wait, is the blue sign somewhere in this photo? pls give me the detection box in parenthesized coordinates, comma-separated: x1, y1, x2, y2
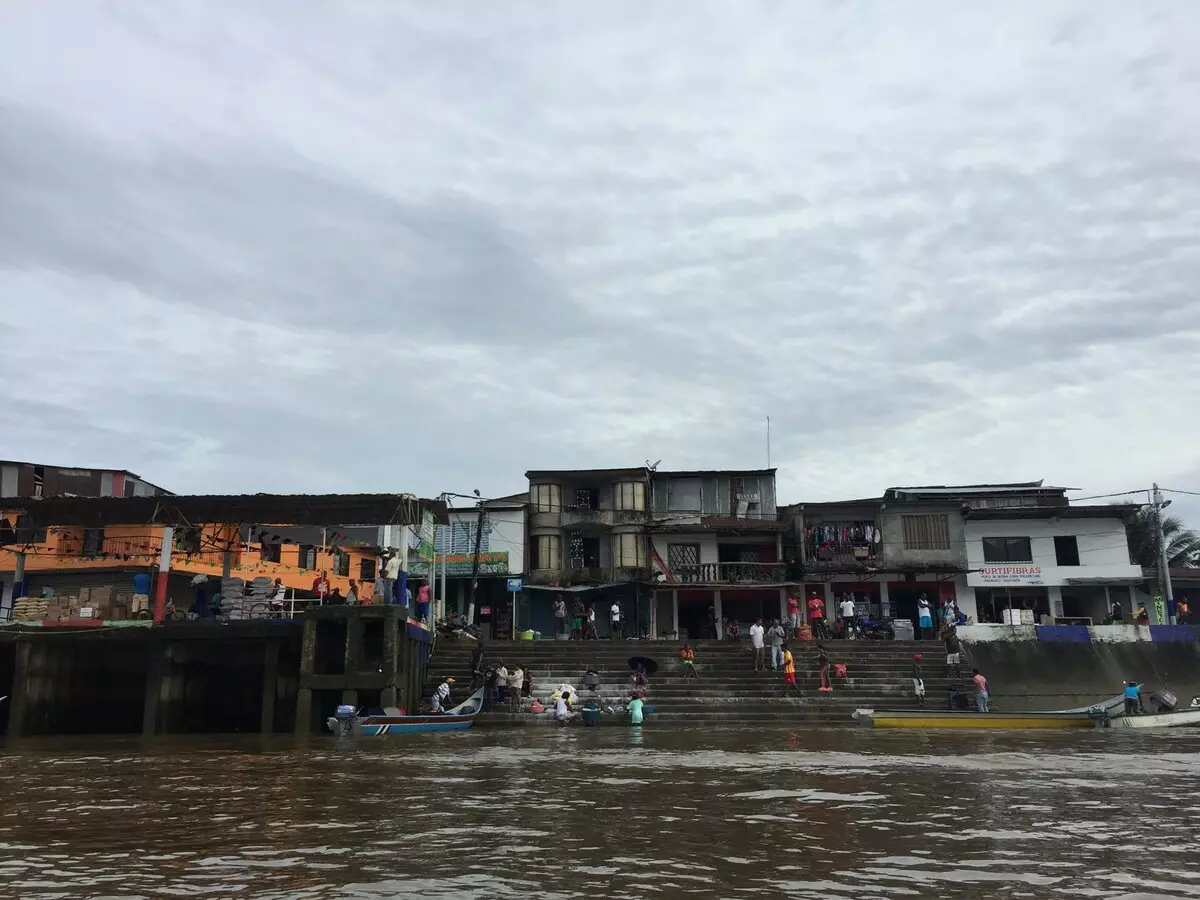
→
(506, 577, 523, 593)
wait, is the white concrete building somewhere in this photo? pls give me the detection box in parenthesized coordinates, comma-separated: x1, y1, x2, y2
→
(963, 505, 1144, 624)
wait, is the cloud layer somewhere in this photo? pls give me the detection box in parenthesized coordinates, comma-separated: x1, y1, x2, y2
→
(1, 1, 1198, 520)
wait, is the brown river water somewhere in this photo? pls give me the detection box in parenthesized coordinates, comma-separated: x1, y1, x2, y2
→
(2, 727, 1199, 899)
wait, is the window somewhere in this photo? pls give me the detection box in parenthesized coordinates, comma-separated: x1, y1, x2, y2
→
(532, 483, 562, 512)
(298, 544, 317, 570)
(612, 533, 647, 568)
(615, 481, 646, 511)
(535, 534, 562, 570)
(260, 542, 281, 563)
(901, 514, 951, 551)
(82, 527, 105, 557)
(574, 487, 599, 510)
(332, 548, 350, 577)
(1054, 535, 1080, 567)
(360, 557, 377, 581)
(667, 543, 700, 571)
(982, 537, 1033, 563)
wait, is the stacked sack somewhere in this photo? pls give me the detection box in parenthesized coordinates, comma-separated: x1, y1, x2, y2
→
(13, 597, 48, 621)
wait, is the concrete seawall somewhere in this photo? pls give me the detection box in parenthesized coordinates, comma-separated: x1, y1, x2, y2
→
(962, 640, 1200, 711)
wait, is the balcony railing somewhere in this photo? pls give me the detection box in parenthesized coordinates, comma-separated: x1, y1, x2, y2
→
(529, 566, 651, 586)
(672, 561, 786, 584)
(803, 520, 880, 567)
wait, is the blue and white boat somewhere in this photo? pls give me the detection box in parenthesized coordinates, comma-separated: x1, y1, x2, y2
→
(326, 688, 485, 736)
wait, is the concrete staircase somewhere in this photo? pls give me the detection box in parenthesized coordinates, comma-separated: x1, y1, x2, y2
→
(424, 637, 959, 725)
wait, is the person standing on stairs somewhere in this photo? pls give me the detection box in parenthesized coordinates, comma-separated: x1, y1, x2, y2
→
(807, 592, 827, 640)
(553, 596, 567, 636)
(917, 595, 934, 640)
(767, 618, 786, 669)
(610, 601, 623, 639)
(469, 641, 486, 691)
(750, 617, 766, 671)
(680, 643, 699, 679)
(943, 626, 962, 679)
(911, 654, 926, 705)
(781, 642, 800, 693)
(816, 643, 833, 692)
(787, 594, 801, 636)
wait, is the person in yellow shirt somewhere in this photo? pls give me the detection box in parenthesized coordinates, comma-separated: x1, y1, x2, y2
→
(782, 643, 800, 694)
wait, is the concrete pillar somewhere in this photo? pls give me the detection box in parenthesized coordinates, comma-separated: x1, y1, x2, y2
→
(260, 641, 280, 734)
(153, 526, 173, 624)
(13, 550, 26, 603)
(381, 617, 400, 708)
(1048, 586, 1064, 619)
(1128, 585, 1137, 610)
(879, 581, 891, 619)
(8, 641, 32, 738)
(142, 643, 165, 737)
(778, 587, 788, 622)
(672, 589, 679, 637)
(294, 616, 318, 735)
(713, 589, 722, 639)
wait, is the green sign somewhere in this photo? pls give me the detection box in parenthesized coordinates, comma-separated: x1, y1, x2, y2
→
(416, 510, 437, 562)
(408, 550, 509, 577)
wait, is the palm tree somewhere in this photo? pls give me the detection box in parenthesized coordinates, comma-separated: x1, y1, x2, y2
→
(1126, 507, 1200, 570)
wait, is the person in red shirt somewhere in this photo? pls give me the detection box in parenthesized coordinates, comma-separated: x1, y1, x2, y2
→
(312, 571, 330, 603)
(807, 592, 827, 640)
(787, 595, 801, 635)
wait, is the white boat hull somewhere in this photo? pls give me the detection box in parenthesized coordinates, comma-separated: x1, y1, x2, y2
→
(1105, 709, 1200, 729)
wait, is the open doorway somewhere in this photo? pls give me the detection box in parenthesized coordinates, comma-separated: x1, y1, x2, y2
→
(677, 589, 714, 640)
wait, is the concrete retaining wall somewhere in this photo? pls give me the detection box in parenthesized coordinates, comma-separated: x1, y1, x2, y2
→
(962, 640, 1200, 712)
(958, 623, 1196, 644)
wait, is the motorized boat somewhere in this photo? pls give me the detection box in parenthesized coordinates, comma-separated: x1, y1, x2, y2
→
(326, 687, 485, 736)
(1100, 708, 1200, 729)
(851, 690, 1146, 730)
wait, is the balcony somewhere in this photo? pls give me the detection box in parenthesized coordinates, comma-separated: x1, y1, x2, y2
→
(803, 520, 880, 569)
(528, 566, 651, 586)
(672, 561, 787, 584)
(561, 507, 614, 529)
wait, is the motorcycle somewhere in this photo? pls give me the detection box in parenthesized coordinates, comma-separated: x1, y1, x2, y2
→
(855, 614, 895, 641)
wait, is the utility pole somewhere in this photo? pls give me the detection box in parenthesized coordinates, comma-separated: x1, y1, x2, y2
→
(1152, 483, 1177, 625)
(466, 494, 486, 626)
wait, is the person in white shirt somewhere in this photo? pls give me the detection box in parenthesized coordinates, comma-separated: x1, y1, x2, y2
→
(506, 666, 525, 711)
(749, 617, 766, 671)
(555, 690, 576, 724)
(767, 619, 787, 669)
(431, 676, 454, 713)
(494, 664, 509, 704)
(840, 597, 857, 638)
(609, 602, 622, 640)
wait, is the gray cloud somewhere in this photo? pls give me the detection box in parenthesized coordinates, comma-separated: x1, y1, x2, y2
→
(0, 1, 1198, 519)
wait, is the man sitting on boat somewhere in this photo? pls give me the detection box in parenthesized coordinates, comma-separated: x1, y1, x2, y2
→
(431, 676, 455, 714)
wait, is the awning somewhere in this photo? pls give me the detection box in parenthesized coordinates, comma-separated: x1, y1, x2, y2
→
(523, 583, 626, 593)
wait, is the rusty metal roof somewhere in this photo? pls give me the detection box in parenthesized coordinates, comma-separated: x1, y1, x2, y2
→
(2, 493, 448, 528)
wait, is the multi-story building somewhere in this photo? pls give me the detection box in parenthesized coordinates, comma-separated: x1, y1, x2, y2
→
(0, 460, 168, 500)
(526, 466, 786, 638)
(782, 481, 1145, 628)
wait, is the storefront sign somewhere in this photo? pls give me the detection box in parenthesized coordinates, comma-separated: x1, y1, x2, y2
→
(975, 565, 1044, 586)
(408, 551, 510, 577)
(506, 577, 523, 592)
(416, 511, 437, 562)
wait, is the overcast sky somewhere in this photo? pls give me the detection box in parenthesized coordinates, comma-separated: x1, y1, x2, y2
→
(1, 2, 1198, 520)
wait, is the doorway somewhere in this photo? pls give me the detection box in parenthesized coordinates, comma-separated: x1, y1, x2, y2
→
(677, 589, 714, 641)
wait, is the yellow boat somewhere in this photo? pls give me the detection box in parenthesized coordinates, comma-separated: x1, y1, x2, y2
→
(853, 709, 1094, 729)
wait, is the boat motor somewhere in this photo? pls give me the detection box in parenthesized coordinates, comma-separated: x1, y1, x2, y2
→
(327, 704, 357, 737)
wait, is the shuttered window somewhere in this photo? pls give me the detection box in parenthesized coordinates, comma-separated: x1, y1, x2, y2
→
(532, 484, 562, 512)
(901, 514, 951, 551)
(615, 481, 646, 511)
(536, 535, 562, 570)
(612, 534, 647, 567)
